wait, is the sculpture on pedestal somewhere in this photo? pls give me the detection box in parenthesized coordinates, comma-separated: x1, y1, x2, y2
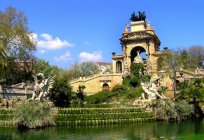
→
(130, 11, 146, 22)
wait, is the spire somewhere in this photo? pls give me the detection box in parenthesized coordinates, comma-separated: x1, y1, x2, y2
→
(123, 24, 129, 33)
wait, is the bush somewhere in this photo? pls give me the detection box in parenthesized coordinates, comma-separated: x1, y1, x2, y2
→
(176, 78, 204, 117)
(126, 87, 142, 99)
(130, 63, 144, 77)
(122, 76, 131, 86)
(14, 101, 56, 129)
(86, 91, 111, 104)
(175, 100, 194, 120)
(130, 76, 140, 87)
(111, 85, 128, 93)
(49, 77, 72, 107)
(154, 99, 194, 121)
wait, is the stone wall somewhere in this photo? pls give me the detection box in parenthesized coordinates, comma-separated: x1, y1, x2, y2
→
(70, 73, 123, 95)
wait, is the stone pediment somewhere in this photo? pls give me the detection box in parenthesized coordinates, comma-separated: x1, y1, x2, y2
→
(121, 32, 152, 42)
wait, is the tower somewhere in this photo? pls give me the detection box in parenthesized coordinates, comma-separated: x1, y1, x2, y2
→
(112, 12, 161, 76)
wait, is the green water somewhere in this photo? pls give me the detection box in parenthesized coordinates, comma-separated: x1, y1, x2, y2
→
(0, 121, 204, 140)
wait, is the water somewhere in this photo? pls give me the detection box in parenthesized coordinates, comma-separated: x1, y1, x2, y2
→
(0, 121, 204, 140)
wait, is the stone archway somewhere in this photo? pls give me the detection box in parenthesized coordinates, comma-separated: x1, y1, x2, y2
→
(130, 46, 146, 63)
(102, 83, 109, 91)
(116, 61, 122, 73)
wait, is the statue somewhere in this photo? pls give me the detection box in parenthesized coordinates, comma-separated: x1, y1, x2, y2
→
(138, 11, 146, 21)
(133, 51, 144, 63)
(141, 77, 166, 100)
(130, 12, 140, 21)
(123, 61, 130, 77)
(130, 11, 146, 22)
(124, 61, 129, 69)
(30, 73, 55, 101)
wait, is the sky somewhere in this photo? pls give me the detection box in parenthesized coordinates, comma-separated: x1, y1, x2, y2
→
(1, 0, 204, 68)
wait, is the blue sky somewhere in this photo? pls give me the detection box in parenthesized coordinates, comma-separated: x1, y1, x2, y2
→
(1, 0, 204, 68)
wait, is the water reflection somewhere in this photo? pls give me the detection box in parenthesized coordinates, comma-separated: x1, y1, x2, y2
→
(0, 121, 204, 140)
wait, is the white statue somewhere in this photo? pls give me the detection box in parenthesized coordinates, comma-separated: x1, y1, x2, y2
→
(141, 77, 166, 100)
(124, 61, 128, 69)
(133, 51, 144, 64)
(30, 73, 55, 101)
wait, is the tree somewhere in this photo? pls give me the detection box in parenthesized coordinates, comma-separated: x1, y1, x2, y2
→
(159, 47, 204, 72)
(0, 7, 36, 83)
(176, 79, 204, 117)
(66, 61, 100, 80)
(34, 59, 53, 78)
(188, 46, 204, 67)
(79, 61, 100, 76)
(49, 77, 72, 107)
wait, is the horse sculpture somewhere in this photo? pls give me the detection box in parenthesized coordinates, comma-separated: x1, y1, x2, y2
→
(130, 11, 146, 22)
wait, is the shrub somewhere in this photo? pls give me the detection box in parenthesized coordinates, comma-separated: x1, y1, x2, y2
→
(154, 99, 194, 121)
(176, 79, 204, 117)
(14, 101, 56, 129)
(126, 87, 142, 99)
(130, 63, 144, 77)
(111, 85, 128, 93)
(175, 100, 194, 120)
(130, 76, 140, 87)
(49, 77, 72, 107)
(86, 91, 111, 104)
(122, 76, 131, 86)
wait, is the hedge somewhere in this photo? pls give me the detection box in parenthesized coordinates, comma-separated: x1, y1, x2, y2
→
(0, 107, 155, 127)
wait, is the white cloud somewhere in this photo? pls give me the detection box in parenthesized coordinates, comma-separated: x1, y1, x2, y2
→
(82, 41, 91, 46)
(79, 51, 102, 62)
(30, 33, 74, 50)
(38, 33, 74, 49)
(38, 50, 46, 54)
(55, 52, 72, 61)
(40, 33, 52, 40)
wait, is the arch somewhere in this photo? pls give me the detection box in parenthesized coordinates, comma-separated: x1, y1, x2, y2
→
(102, 83, 109, 91)
(176, 80, 180, 85)
(130, 46, 146, 63)
(116, 61, 122, 73)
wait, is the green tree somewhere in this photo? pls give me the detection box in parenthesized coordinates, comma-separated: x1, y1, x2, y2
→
(188, 46, 204, 68)
(66, 61, 100, 80)
(130, 63, 144, 77)
(79, 61, 100, 76)
(0, 7, 36, 83)
(34, 59, 53, 78)
(49, 77, 72, 107)
(176, 79, 204, 117)
(129, 63, 144, 87)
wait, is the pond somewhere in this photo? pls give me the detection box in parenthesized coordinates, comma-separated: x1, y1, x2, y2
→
(0, 120, 204, 140)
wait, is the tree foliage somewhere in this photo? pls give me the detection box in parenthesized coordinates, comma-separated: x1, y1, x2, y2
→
(123, 63, 145, 87)
(0, 7, 36, 84)
(158, 47, 204, 72)
(188, 46, 204, 67)
(176, 79, 204, 117)
(154, 99, 194, 121)
(49, 77, 72, 107)
(66, 61, 100, 80)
